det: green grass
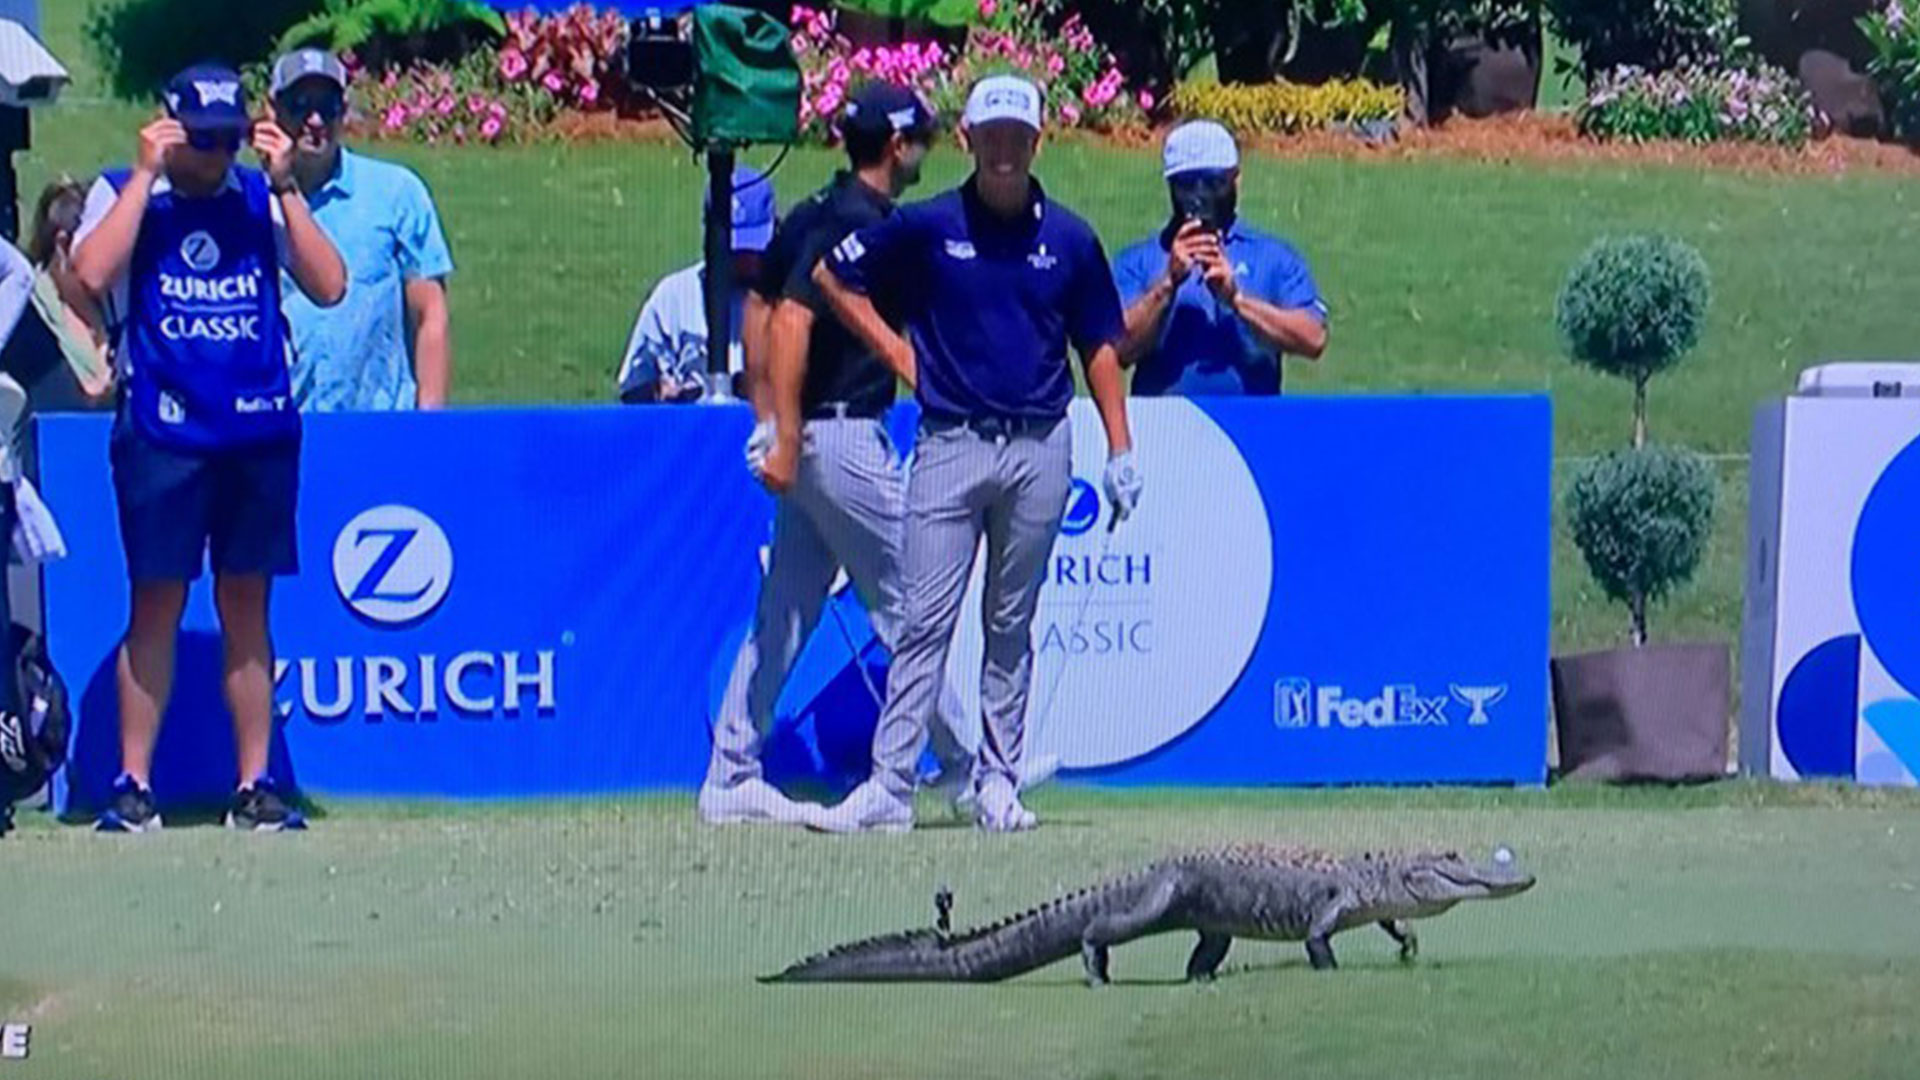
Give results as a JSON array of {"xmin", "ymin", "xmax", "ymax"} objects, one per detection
[
  {"xmin": 5, "ymin": 786, "xmax": 1920, "ymax": 1079},
  {"xmin": 20, "ymin": 12, "xmax": 1918, "ymax": 659}
]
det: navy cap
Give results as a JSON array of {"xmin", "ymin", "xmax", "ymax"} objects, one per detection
[
  {"xmin": 164, "ymin": 63, "xmax": 250, "ymax": 132},
  {"xmin": 840, "ymin": 81, "xmax": 938, "ymax": 139}
]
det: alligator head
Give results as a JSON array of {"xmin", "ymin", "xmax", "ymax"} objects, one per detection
[{"xmin": 1402, "ymin": 848, "xmax": 1536, "ymax": 905}]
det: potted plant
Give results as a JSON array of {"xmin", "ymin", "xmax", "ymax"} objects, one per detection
[{"xmin": 1549, "ymin": 234, "xmax": 1730, "ymax": 783}]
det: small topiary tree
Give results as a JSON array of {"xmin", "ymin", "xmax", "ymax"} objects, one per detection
[{"xmin": 1556, "ymin": 233, "xmax": 1717, "ymax": 646}]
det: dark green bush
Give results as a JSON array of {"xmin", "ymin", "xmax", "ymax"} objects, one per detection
[
  {"xmin": 1555, "ymin": 233, "xmax": 1710, "ymax": 393},
  {"xmin": 1565, "ymin": 445, "xmax": 1717, "ymax": 644},
  {"xmin": 1546, "ymin": 0, "xmax": 1742, "ymax": 79},
  {"xmin": 84, "ymin": 0, "xmax": 322, "ymax": 101}
]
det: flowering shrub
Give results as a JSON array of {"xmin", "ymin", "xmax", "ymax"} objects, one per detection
[
  {"xmin": 497, "ymin": 4, "xmax": 631, "ymax": 112},
  {"xmin": 790, "ymin": 0, "xmax": 1148, "ymax": 142},
  {"xmin": 1860, "ymin": 0, "xmax": 1920, "ymax": 140},
  {"xmin": 348, "ymin": 48, "xmax": 557, "ymax": 145},
  {"xmin": 1168, "ymin": 77, "xmax": 1404, "ymax": 134},
  {"xmin": 1576, "ymin": 62, "xmax": 1814, "ymax": 147}
]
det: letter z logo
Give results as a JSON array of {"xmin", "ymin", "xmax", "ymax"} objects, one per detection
[{"xmin": 332, "ymin": 506, "xmax": 455, "ymax": 626}]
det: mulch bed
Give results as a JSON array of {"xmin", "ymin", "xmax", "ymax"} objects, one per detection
[{"xmin": 372, "ymin": 108, "xmax": 1920, "ymax": 177}]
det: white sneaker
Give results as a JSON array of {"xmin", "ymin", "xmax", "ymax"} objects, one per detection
[
  {"xmin": 808, "ymin": 779, "xmax": 915, "ymax": 834},
  {"xmin": 952, "ymin": 754, "xmax": 1062, "ymax": 818},
  {"xmin": 973, "ymin": 781, "xmax": 1038, "ymax": 833},
  {"xmin": 697, "ymin": 777, "xmax": 819, "ymax": 827}
]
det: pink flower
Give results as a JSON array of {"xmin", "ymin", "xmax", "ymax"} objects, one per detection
[
  {"xmin": 579, "ymin": 80, "xmax": 600, "ymax": 105},
  {"xmin": 437, "ymin": 94, "xmax": 456, "ymax": 115},
  {"xmin": 1060, "ymin": 102, "xmax": 1082, "ymax": 125},
  {"xmin": 1046, "ymin": 54, "xmax": 1065, "ymax": 76},
  {"xmin": 481, "ymin": 116, "xmax": 504, "ymax": 140},
  {"xmin": 500, "ymin": 48, "xmax": 529, "ymax": 81},
  {"xmin": 383, "ymin": 104, "xmax": 407, "ymax": 130},
  {"xmin": 979, "ymin": 0, "xmax": 997, "ymax": 15},
  {"xmin": 543, "ymin": 71, "xmax": 566, "ymax": 93},
  {"xmin": 468, "ymin": 94, "xmax": 488, "ymax": 115},
  {"xmin": 1138, "ymin": 89, "xmax": 1156, "ymax": 111}
]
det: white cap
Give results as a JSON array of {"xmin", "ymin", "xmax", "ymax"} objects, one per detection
[
  {"xmin": 963, "ymin": 75, "xmax": 1043, "ymax": 131},
  {"xmin": 1163, "ymin": 119, "xmax": 1239, "ymax": 177}
]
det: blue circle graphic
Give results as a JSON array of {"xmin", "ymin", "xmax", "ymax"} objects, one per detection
[
  {"xmin": 1851, "ymin": 429, "xmax": 1920, "ymax": 698},
  {"xmin": 1061, "ymin": 478, "xmax": 1100, "ymax": 536}
]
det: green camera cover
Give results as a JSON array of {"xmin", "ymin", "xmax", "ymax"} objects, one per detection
[{"xmin": 691, "ymin": 4, "xmax": 801, "ymax": 146}]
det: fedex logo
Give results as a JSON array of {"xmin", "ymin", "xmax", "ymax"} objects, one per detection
[{"xmin": 1273, "ymin": 678, "xmax": 1455, "ymax": 730}]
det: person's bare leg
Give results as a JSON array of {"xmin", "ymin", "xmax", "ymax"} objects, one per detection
[
  {"xmin": 215, "ymin": 573, "xmax": 274, "ymax": 787},
  {"xmin": 117, "ymin": 581, "xmax": 188, "ymax": 785}
]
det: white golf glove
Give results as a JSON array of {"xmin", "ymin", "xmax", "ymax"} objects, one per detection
[
  {"xmin": 10, "ymin": 477, "xmax": 65, "ymax": 565},
  {"xmin": 744, "ymin": 419, "xmax": 776, "ymax": 477},
  {"xmin": 1103, "ymin": 451, "xmax": 1143, "ymax": 525}
]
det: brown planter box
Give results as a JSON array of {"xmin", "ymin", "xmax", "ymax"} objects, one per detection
[{"xmin": 1549, "ymin": 642, "xmax": 1731, "ymax": 782}]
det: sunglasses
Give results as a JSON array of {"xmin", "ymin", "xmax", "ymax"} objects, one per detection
[
  {"xmin": 186, "ymin": 128, "xmax": 244, "ymax": 154},
  {"xmin": 275, "ymin": 91, "xmax": 345, "ymax": 125}
]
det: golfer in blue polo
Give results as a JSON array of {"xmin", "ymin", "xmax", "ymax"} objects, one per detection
[
  {"xmin": 70, "ymin": 63, "xmax": 347, "ymax": 833},
  {"xmin": 811, "ymin": 74, "xmax": 1140, "ymax": 833}
]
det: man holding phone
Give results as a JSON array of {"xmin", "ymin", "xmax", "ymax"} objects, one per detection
[
  {"xmin": 71, "ymin": 62, "xmax": 347, "ymax": 833},
  {"xmin": 1114, "ymin": 120, "xmax": 1329, "ymax": 396}
]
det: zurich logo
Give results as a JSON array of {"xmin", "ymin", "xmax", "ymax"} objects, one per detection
[
  {"xmin": 1060, "ymin": 478, "xmax": 1101, "ymax": 536},
  {"xmin": 181, "ymin": 231, "xmax": 221, "ymax": 273},
  {"xmin": 331, "ymin": 505, "xmax": 454, "ymax": 627}
]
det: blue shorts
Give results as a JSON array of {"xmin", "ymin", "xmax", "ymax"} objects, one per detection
[{"xmin": 109, "ymin": 414, "xmax": 300, "ymax": 583}]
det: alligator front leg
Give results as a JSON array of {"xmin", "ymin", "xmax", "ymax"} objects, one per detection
[
  {"xmin": 1080, "ymin": 877, "xmax": 1180, "ymax": 988},
  {"xmin": 1303, "ymin": 890, "xmax": 1351, "ymax": 972},
  {"xmin": 1378, "ymin": 919, "xmax": 1418, "ymax": 963},
  {"xmin": 1185, "ymin": 932, "xmax": 1233, "ymax": 983}
]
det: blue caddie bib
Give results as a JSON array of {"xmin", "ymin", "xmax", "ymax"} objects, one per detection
[{"xmin": 109, "ymin": 165, "xmax": 298, "ymax": 452}]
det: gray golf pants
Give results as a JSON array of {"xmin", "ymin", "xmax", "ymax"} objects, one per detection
[
  {"xmin": 870, "ymin": 414, "xmax": 1073, "ymax": 800},
  {"xmin": 708, "ymin": 417, "xmax": 967, "ymax": 789}
]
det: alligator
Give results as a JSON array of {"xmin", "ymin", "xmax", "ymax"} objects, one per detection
[{"xmin": 760, "ymin": 844, "xmax": 1535, "ymax": 986}]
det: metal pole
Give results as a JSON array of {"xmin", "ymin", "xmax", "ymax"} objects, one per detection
[{"xmin": 702, "ymin": 142, "xmax": 737, "ymax": 405}]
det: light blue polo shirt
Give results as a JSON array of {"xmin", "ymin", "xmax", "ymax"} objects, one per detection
[
  {"xmin": 1113, "ymin": 222, "xmax": 1326, "ymax": 396},
  {"xmin": 284, "ymin": 148, "xmax": 453, "ymax": 411}
]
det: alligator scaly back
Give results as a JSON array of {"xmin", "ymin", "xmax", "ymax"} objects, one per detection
[{"xmin": 759, "ymin": 864, "xmax": 1169, "ymax": 983}]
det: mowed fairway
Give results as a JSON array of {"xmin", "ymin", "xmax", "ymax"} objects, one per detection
[{"xmin": 3, "ymin": 785, "xmax": 1918, "ymax": 1079}]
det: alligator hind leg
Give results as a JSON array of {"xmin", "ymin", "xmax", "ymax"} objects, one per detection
[
  {"xmin": 1379, "ymin": 919, "xmax": 1418, "ymax": 963},
  {"xmin": 1185, "ymin": 932, "xmax": 1232, "ymax": 983},
  {"xmin": 1079, "ymin": 877, "xmax": 1180, "ymax": 988}
]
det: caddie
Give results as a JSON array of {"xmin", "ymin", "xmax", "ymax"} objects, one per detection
[
  {"xmin": 811, "ymin": 74, "xmax": 1139, "ymax": 834},
  {"xmin": 70, "ymin": 63, "xmax": 347, "ymax": 833}
]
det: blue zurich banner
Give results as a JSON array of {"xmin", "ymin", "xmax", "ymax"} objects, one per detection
[{"xmin": 37, "ymin": 396, "xmax": 1550, "ymax": 814}]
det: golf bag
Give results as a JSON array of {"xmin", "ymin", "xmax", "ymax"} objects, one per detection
[{"xmin": 0, "ymin": 623, "xmax": 71, "ymax": 836}]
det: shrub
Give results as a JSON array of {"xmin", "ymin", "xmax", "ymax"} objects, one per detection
[
  {"xmin": 1859, "ymin": 0, "xmax": 1920, "ymax": 140},
  {"xmin": 1168, "ymin": 77, "xmax": 1405, "ymax": 133},
  {"xmin": 1546, "ymin": 0, "xmax": 1742, "ymax": 79},
  {"xmin": 495, "ymin": 4, "xmax": 632, "ymax": 112},
  {"xmin": 348, "ymin": 48, "xmax": 552, "ymax": 145},
  {"xmin": 788, "ymin": 0, "xmax": 1147, "ymax": 142},
  {"xmin": 84, "ymin": 0, "xmax": 322, "ymax": 101},
  {"xmin": 277, "ymin": 0, "xmax": 507, "ymax": 59},
  {"xmin": 1556, "ymin": 234, "xmax": 1715, "ymax": 646},
  {"xmin": 1565, "ymin": 446, "xmax": 1717, "ymax": 645},
  {"xmin": 1576, "ymin": 61, "xmax": 1815, "ymax": 147}
]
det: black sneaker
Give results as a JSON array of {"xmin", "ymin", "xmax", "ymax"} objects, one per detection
[
  {"xmin": 95, "ymin": 775, "xmax": 162, "ymax": 833},
  {"xmin": 225, "ymin": 778, "xmax": 307, "ymax": 833}
]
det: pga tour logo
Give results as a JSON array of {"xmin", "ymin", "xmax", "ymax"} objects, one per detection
[{"xmin": 1274, "ymin": 678, "xmax": 1507, "ymax": 730}]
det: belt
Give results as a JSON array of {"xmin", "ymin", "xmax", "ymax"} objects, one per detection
[
  {"xmin": 922, "ymin": 413, "xmax": 1062, "ymax": 440},
  {"xmin": 805, "ymin": 401, "xmax": 888, "ymax": 420}
]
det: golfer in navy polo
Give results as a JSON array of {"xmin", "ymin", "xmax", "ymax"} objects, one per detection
[
  {"xmin": 70, "ymin": 63, "xmax": 347, "ymax": 833},
  {"xmin": 811, "ymin": 74, "xmax": 1140, "ymax": 834},
  {"xmin": 1115, "ymin": 120, "xmax": 1328, "ymax": 395}
]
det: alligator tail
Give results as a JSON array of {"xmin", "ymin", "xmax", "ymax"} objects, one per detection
[{"xmin": 760, "ymin": 880, "xmax": 1142, "ymax": 983}]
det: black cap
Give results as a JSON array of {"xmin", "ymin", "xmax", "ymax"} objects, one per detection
[{"xmin": 839, "ymin": 82, "xmax": 938, "ymax": 139}]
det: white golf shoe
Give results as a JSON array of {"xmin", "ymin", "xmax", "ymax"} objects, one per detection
[
  {"xmin": 697, "ymin": 777, "xmax": 820, "ymax": 827},
  {"xmin": 808, "ymin": 779, "xmax": 915, "ymax": 834}
]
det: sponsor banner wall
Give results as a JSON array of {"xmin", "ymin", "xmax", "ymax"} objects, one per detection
[
  {"xmin": 37, "ymin": 396, "xmax": 1551, "ymax": 811},
  {"xmin": 1744, "ymin": 398, "xmax": 1920, "ymax": 786}
]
